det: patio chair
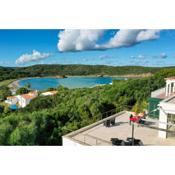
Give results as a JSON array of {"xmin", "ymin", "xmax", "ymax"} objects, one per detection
[
  {"xmin": 104, "ymin": 120, "xmax": 111, "ymax": 127},
  {"xmin": 110, "ymin": 138, "xmax": 125, "ymax": 146},
  {"xmin": 126, "ymin": 137, "xmax": 143, "ymax": 146},
  {"xmin": 110, "ymin": 118, "xmax": 115, "ymax": 126}
]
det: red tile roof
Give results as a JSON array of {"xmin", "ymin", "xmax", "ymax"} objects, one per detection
[
  {"xmin": 7, "ymin": 96, "xmax": 17, "ymax": 99},
  {"xmin": 21, "ymin": 94, "xmax": 36, "ymax": 100}
]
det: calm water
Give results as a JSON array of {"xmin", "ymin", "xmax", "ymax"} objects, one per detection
[{"xmin": 19, "ymin": 77, "xmax": 125, "ymax": 90}]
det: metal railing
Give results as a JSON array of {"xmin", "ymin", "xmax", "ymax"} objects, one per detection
[
  {"xmin": 82, "ymin": 134, "xmax": 111, "ymax": 146},
  {"xmin": 65, "ymin": 111, "xmax": 126, "ymax": 137}
]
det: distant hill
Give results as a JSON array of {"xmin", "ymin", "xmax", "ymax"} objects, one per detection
[{"xmin": 0, "ymin": 64, "xmax": 174, "ymax": 81}]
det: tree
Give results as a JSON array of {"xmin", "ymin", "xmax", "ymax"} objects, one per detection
[
  {"xmin": 25, "ymin": 83, "xmax": 31, "ymax": 89},
  {"xmin": 46, "ymin": 87, "xmax": 57, "ymax": 91},
  {"xmin": 0, "ymin": 105, "xmax": 4, "ymax": 113},
  {"xmin": 0, "ymin": 66, "xmax": 174, "ymax": 145},
  {"xmin": 8, "ymin": 123, "xmax": 37, "ymax": 145},
  {"xmin": 0, "ymin": 122, "xmax": 13, "ymax": 145},
  {"xmin": 0, "ymin": 103, "xmax": 10, "ymax": 114},
  {"xmin": 0, "ymin": 86, "xmax": 11, "ymax": 101},
  {"xmin": 16, "ymin": 87, "xmax": 29, "ymax": 95}
]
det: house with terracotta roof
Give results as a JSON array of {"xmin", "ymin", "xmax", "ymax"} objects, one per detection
[
  {"xmin": 17, "ymin": 91, "xmax": 38, "ymax": 108},
  {"xmin": 5, "ymin": 90, "xmax": 38, "ymax": 108},
  {"xmin": 148, "ymin": 77, "xmax": 175, "ymax": 139},
  {"xmin": 5, "ymin": 96, "xmax": 18, "ymax": 105}
]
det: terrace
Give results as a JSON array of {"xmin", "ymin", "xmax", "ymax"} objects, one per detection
[{"xmin": 63, "ymin": 111, "xmax": 175, "ymax": 146}]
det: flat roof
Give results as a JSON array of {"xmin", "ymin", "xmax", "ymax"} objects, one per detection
[{"xmin": 64, "ymin": 111, "xmax": 175, "ymax": 146}]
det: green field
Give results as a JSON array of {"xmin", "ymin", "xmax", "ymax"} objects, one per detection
[{"xmin": 0, "ymin": 79, "xmax": 16, "ymax": 87}]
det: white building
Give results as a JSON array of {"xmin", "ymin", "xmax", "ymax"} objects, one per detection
[
  {"xmin": 41, "ymin": 90, "xmax": 57, "ymax": 96},
  {"xmin": 5, "ymin": 90, "xmax": 38, "ymax": 108},
  {"xmin": 5, "ymin": 96, "xmax": 18, "ymax": 105},
  {"xmin": 150, "ymin": 77, "xmax": 175, "ymax": 139},
  {"xmin": 17, "ymin": 91, "xmax": 38, "ymax": 108}
]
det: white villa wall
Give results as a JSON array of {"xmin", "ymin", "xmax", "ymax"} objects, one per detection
[
  {"xmin": 165, "ymin": 79, "xmax": 175, "ymax": 96},
  {"xmin": 5, "ymin": 97, "xmax": 18, "ymax": 105},
  {"xmin": 62, "ymin": 137, "xmax": 83, "ymax": 146},
  {"xmin": 17, "ymin": 96, "xmax": 31, "ymax": 108},
  {"xmin": 158, "ymin": 108, "xmax": 168, "ymax": 138}
]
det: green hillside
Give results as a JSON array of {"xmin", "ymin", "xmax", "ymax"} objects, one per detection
[
  {"xmin": 0, "ymin": 64, "xmax": 168, "ymax": 81},
  {"xmin": 0, "ymin": 66, "xmax": 175, "ymax": 145}
]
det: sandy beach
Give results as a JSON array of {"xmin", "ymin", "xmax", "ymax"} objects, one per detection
[
  {"xmin": 8, "ymin": 77, "xmax": 41, "ymax": 90},
  {"xmin": 8, "ymin": 80, "xmax": 19, "ymax": 90}
]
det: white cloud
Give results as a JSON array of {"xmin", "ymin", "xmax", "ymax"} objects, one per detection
[
  {"xmin": 136, "ymin": 29, "xmax": 160, "ymax": 41},
  {"xmin": 57, "ymin": 29, "xmax": 161, "ymax": 52},
  {"xmin": 160, "ymin": 52, "xmax": 167, "ymax": 58},
  {"xmin": 104, "ymin": 30, "xmax": 141, "ymax": 48},
  {"xmin": 104, "ymin": 29, "xmax": 161, "ymax": 49},
  {"xmin": 16, "ymin": 50, "xmax": 52, "ymax": 64},
  {"xmin": 57, "ymin": 29, "xmax": 104, "ymax": 52}
]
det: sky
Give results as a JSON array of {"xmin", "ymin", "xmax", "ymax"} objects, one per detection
[{"xmin": 0, "ymin": 29, "xmax": 175, "ymax": 67}]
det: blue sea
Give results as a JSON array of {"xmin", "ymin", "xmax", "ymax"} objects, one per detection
[{"xmin": 19, "ymin": 77, "xmax": 125, "ymax": 90}]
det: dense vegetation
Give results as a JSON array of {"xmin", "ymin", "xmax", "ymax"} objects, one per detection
[
  {"xmin": 0, "ymin": 86, "xmax": 11, "ymax": 101},
  {"xmin": 0, "ymin": 65, "xmax": 175, "ymax": 145},
  {"xmin": 0, "ymin": 64, "xmax": 167, "ymax": 81},
  {"xmin": 16, "ymin": 87, "xmax": 29, "ymax": 95}
]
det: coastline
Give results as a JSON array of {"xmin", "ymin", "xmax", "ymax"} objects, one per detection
[
  {"xmin": 8, "ymin": 79, "xmax": 20, "ymax": 90},
  {"xmin": 8, "ymin": 73, "xmax": 152, "ymax": 90},
  {"xmin": 8, "ymin": 76, "xmax": 41, "ymax": 90}
]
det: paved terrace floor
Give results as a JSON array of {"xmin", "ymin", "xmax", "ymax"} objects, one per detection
[{"xmin": 72, "ymin": 112, "xmax": 175, "ymax": 146}]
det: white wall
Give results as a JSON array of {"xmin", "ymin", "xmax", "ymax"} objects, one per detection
[
  {"xmin": 158, "ymin": 108, "xmax": 168, "ymax": 138},
  {"xmin": 62, "ymin": 137, "xmax": 83, "ymax": 146},
  {"xmin": 5, "ymin": 98, "xmax": 18, "ymax": 105},
  {"xmin": 17, "ymin": 96, "xmax": 31, "ymax": 108},
  {"xmin": 41, "ymin": 92, "xmax": 52, "ymax": 96}
]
